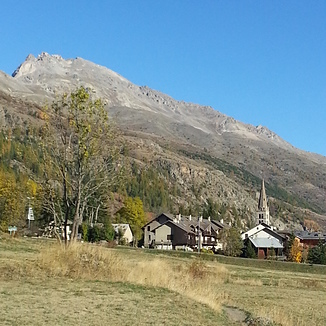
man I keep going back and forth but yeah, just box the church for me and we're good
[241,179,285,259]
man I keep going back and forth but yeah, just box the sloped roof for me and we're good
[295,231,326,241]
[149,214,226,235]
[211,220,227,229]
[112,223,131,233]
[250,237,283,249]
[151,219,194,234]
[241,224,285,241]
[142,212,174,228]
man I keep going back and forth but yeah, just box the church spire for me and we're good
[258,179,267,210]
[256,179,270,225]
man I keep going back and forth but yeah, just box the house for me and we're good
[294,230,326,248]
[143,213,226,251]
[112,223,133,245]
[241,223,285,259]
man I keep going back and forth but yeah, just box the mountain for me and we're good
[1,52,326,230]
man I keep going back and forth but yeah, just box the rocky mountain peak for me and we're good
[0,52,325,229]
[12,52,67,79]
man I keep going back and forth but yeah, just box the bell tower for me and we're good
[257,179,270,225]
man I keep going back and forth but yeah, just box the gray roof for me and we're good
[149,214,225,235]
[142,212,174,228]
[294,231,326,240]
[250,237,283,249]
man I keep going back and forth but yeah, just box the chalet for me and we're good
[241,223,285,259]
[294,231,326,248]
[112,223,133,245]
[143,213,226,251]
[143,213,174,248]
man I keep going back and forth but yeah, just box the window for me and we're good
[148,235,151,241]
[147,226,150,231]
[167,234,173,240]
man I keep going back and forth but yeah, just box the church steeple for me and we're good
[258,179,267,210]
[257,179,270,225]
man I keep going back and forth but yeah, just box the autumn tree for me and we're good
[0,171,24,231]
[288,238,302,263]
[116,196,146,246]
[41,87,122,244]
[0,170,42,232]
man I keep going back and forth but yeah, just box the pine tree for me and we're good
[245,240,257,258]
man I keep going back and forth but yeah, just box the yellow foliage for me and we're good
[26,179,38,197]
[289,238,303,263]
[0,171,26,231]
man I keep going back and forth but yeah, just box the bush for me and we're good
[88,223,115,243]
[307,242,326,265]
[200,248,214,254]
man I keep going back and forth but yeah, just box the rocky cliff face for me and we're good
[1,52,326,229]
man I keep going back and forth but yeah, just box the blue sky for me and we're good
[1,1,325,156]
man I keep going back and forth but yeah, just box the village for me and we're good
[139,179,326,261]
[39,178,321,263]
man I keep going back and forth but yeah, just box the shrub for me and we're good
[307,242,326,264]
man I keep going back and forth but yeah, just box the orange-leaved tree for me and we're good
[289,237,302,263]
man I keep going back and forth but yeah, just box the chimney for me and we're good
[189,215,192,221]
[208,216,211,222]
[179,214,181,221]
[220,218,224,224]
[199,216,203,222]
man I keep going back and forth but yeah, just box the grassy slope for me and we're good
[0,237,231,326]
[1,237,326,326]
[0,281,229,326]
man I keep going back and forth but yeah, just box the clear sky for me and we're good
[1,1,325,156]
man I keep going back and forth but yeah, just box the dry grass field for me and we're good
[1,236,326,326]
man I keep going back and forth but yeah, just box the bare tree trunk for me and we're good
[61,166,70,247]
[95,204,100,224]
[71,179,82,242]
[52,209,62,244]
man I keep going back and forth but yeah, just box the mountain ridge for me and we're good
[9,53,309,155]
[1,52,325,229]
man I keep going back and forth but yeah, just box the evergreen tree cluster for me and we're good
[307,242,326,265]
[122,162,175,213]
